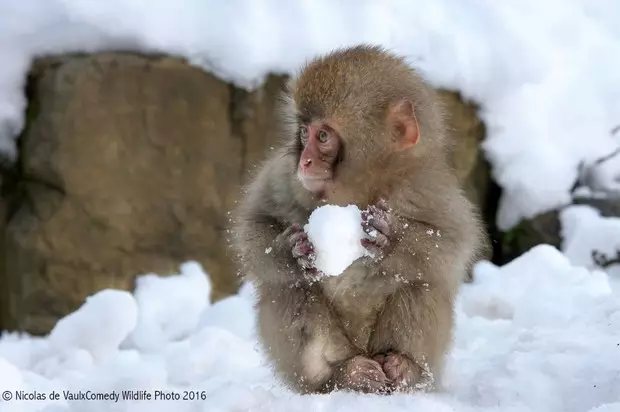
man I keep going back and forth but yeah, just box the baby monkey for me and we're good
[232,45,485,394]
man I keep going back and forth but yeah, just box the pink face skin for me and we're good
[297,121,341,195]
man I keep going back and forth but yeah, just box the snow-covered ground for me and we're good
[1,0,620,227]
[0,207,619,412]
[0,238,619,412]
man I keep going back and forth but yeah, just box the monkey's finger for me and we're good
[276,225,300,248]
[371,202,396,224]
[375,232,390,249]
[292,239,314,258]
[361,220,379,238]
[373,353,386,365]
[297,254,316,270]
[303,266,325,283]
[375,198,390,212]
[368,205,387,222]
[288,231,308,249]
[362,224,390,248]
[361,239,383,258]
[368,215,391,237]
[281,224,301,237]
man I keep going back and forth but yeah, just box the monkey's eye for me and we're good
[299,126,309,142]
[318,130,330,143]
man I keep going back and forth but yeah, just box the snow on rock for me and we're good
[125,261,212,351]
[1,1,620,228]
[0,248,619,411]
[560,204,620,278]
[576,149,620,196]
[304,204,370,276]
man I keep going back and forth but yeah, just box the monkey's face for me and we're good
[296,120,342,195]
[288,45,424,202]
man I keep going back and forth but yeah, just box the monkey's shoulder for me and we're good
[261,154,323,221]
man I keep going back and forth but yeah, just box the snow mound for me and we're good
[48,289,138,362]
[304,204,369,276]
[0,247,618,411]
[125,261,212,351]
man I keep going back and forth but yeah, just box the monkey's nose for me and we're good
[303,158,312,167]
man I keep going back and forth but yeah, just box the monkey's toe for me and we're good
[380,352,422,390]
[335,355,389,393]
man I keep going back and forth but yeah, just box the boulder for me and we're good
[439,91,494,269]
[500,211,562,263]
[499,195,620,266]
[439,90,490,212]
[0,53,492,334]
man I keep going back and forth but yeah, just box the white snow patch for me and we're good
[125,261,212,351]
[560,204,620,278]
[304,204,370,276]
[0,249,618,411]
[48,290,138,363]
[1,1,620,227]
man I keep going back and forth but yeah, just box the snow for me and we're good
[304,204,369,277]
[47,290,138,364]
[1,0,620,411]
[0,246,619,412]
[1,0,620,228]
[124,261,212,351]
[560,205,620,277]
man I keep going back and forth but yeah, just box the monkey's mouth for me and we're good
[297,172,330,194]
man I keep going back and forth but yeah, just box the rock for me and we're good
[0,53,492,334]
[499,195,620,266]
[573,195,620,217]
[439,90,490,211]
[501,210,562,263]
[439,91,494,272]
[1,54,284,334]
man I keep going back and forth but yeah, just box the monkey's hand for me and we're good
[274,224,322,279]
[361,199,403,260]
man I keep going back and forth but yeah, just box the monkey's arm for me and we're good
[368,280,454,390]
[361,198,475,287]
[376,217,470,287]
[365,217,470,390]
[233,165,310,286]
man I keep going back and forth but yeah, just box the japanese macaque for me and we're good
[232,45,486,394]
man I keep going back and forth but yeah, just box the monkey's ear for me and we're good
[388,100,420,150]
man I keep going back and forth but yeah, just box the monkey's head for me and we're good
[281,44,447,204]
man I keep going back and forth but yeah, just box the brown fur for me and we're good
[231,45,486,394]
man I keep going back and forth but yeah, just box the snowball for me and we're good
[304,204,370,277]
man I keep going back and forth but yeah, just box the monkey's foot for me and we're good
[332,355,389,393]
[373,352,434,392]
